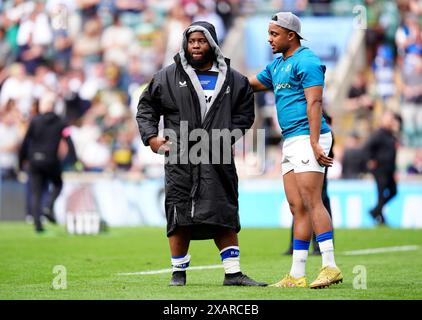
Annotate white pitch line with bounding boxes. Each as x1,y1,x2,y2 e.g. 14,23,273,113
117,264,223,276
343,245,420,256
118,245,420,275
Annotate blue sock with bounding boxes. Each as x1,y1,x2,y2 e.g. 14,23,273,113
316,231,333,243
293,239,311,251
316,231,336,267
290,239,310,278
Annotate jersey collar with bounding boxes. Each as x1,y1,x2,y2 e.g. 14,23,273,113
282,46,307,61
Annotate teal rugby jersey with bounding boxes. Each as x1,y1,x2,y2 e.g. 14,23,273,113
257,46,331,139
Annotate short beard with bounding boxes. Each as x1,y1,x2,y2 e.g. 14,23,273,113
186,48,215,69
279,46,288,55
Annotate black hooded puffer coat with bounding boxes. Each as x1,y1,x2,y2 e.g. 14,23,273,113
136,21,255,239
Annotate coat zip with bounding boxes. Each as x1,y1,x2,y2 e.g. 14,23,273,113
175,58,230,220
191,199,195,218
176,63,201,219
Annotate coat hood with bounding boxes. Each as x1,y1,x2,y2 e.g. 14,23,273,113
185,21,219,46
176,21,228,123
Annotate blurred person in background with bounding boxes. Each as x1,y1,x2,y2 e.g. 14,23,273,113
271,0,308,17
395,13,422,67
216,0,238,29
193,2,226,44
16,0,53,75
79,132,112,172
77,0,101,26
0,100,23,180
363,110,402,226
0,26,14,73
308,0,331,16
341,132,366,179
114,0,145,28
372,45,396,108
345,71,375,138
18,91,76,233
73,17,103,71
134,7,164,78
0,62,34,119
111,127,136,171
101,13,135,68
407,149,422,174
364,0,385,66
409,0,422,14
162,3,192,67
400,34,422,147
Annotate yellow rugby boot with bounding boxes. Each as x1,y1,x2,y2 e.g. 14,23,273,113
270,274,307,288
310,266,343,289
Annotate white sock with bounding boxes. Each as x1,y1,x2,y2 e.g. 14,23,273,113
171,254,191,272
319,239,337,268
290,250,308,278
220,246,241,274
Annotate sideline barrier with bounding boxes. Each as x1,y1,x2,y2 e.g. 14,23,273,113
54,177,422,229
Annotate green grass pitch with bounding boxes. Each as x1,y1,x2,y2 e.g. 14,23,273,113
0,223,421,300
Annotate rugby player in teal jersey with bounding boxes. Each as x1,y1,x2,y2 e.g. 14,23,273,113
249,12,343,289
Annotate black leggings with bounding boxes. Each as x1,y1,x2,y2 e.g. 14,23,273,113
30,162,63,231
372,172,397,218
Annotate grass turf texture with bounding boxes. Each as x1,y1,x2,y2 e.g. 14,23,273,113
0,223,421,300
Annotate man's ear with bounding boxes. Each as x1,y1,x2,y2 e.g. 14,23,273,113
288,32,296,41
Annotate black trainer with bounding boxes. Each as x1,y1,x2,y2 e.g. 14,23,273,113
169,271,186,286
370,209,386,225
42,207,57,224
223,272,267,286
310,250,321,256
282,247,293,256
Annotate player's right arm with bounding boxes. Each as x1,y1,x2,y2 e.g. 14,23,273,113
248,75,270,92
248,62,274,92
136,75,169,154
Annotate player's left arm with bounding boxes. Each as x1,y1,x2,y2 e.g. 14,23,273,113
60,126,78,164
304,85,333,167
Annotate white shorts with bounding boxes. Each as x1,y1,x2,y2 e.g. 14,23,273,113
281,132,333,176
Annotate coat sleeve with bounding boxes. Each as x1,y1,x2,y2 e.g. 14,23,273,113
61,125,78,165
136,74,163,146
231,75,255,135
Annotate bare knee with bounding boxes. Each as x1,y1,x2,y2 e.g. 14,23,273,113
298,189,320,213
289,201,306,217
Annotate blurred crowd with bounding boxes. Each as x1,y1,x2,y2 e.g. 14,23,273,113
0,0,241,180
0,0,421,182
340,0,422,179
